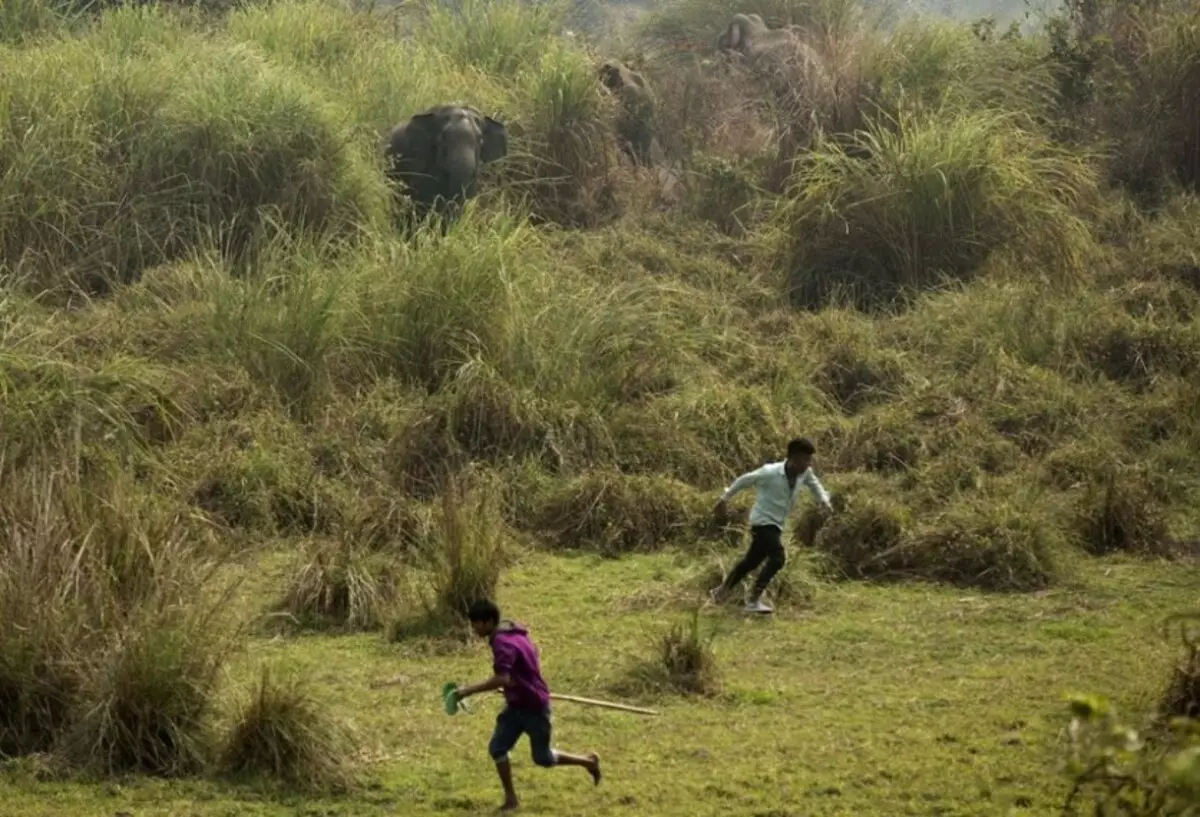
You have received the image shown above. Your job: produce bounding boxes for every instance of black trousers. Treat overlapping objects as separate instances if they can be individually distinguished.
[722,524,786,597]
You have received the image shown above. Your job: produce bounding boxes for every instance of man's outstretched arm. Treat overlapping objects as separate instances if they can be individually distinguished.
[714,466,765,515]
[804,469,834,511]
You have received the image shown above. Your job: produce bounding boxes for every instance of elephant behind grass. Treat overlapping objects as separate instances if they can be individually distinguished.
[383,103,509,230]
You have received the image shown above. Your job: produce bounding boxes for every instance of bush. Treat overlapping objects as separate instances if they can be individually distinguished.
[220,666,354,792]
[0,464,237,773]
[774,105,1099,312]
[533,471,711,555]
[1062,615,1200,815]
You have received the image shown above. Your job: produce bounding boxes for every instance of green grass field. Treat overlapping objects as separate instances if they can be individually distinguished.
[2,0,1200,813]
[2,550,1196,816]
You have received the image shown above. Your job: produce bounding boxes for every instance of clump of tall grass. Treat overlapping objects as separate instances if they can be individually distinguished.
[0,13,386,297]
[390,474,513,643]
[0,0,77,44]
[906,494,1069,591]
[533,471,711,555]
[277,538,401,632]
[811,494,909,578]
[62,603,237,776]
[1074,466,1172,558]
[421,0,567,78]
[774,104,1100,311]
[220,666,355,792]
[616,608,721,697]
[864,16,1058,125]
[0,463,239,774]
[429,476,512,620]
[509,41,618,227]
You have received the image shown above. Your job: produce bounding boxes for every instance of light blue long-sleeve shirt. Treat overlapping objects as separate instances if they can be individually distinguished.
[719,461,832,530]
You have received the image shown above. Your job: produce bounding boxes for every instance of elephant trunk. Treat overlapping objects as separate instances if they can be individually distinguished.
[440,138,480,201]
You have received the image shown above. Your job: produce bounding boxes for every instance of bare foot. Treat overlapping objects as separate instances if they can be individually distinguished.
[587,753,602,786]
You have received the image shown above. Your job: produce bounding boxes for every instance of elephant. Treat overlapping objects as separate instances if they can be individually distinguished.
[598,60,659,168]
[383,104,508,226]
[717,13,822,73]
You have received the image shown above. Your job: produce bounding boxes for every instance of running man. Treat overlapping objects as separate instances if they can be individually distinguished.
[709,437,834,614]
[453,599,601,811]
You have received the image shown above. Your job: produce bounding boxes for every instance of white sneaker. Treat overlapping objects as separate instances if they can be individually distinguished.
[744,598,773,614]
[708,586,727,604]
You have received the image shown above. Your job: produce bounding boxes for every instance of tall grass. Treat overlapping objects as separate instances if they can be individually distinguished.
[0,8,386,298]
[0,7,1199,807]
[0,463,239,771]
[774,104,1100,311]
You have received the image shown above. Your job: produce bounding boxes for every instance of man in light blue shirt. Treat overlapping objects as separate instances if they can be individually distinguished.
[709,438,834,614]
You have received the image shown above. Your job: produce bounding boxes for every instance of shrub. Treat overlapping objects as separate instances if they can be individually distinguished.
[1062,691,1200,816]
[1062,615,1200,815]
[220,666,354,792]
[774,105,1099,312]
[533,471,711,555]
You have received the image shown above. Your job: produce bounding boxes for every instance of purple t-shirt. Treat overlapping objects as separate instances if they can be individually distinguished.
[491,621,551,711]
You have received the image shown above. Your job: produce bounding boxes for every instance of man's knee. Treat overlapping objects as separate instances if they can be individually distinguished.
[531,744,558,768]
[489,735,513,764]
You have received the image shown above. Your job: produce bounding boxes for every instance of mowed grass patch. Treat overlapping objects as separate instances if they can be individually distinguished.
[0,552,1195,815]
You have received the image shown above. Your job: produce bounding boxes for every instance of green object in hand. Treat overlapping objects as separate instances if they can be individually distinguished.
[442,682,463,716]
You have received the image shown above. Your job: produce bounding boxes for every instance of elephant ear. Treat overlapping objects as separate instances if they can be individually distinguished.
[719,20,739,50]
[393,112,438,161]
[480,117,508,164]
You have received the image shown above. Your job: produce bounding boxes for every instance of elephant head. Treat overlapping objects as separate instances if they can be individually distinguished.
[717,13,769,52]
[384,104,508,219]
[597,60,658,167]
[599,60,647,93]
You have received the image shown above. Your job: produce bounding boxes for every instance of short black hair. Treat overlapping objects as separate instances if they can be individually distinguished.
[787,437,816,458]
[467,599,501,625]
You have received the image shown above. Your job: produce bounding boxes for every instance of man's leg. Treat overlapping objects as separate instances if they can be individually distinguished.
[525,709,601,785]
[711,526,770,602]
[488,708,524,810]
[747,526,786,612]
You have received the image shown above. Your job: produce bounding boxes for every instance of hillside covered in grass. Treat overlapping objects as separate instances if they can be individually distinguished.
[1,0,1200,813]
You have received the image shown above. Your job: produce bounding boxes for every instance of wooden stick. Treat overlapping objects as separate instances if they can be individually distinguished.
[550,693,659,716]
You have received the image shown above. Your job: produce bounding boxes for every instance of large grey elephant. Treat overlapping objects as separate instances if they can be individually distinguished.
[598,60,659,167]
[383,104,508,225]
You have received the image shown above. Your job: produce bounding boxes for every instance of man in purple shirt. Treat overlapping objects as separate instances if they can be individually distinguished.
[453,599,602,811]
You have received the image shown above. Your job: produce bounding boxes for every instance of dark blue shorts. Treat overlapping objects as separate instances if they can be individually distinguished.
[488,705,556,767]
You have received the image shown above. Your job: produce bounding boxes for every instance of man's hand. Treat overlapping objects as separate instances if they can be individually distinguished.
[712,498,728,522]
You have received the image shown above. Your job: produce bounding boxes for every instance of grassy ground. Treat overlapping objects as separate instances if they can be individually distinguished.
[1,550,1194,816]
